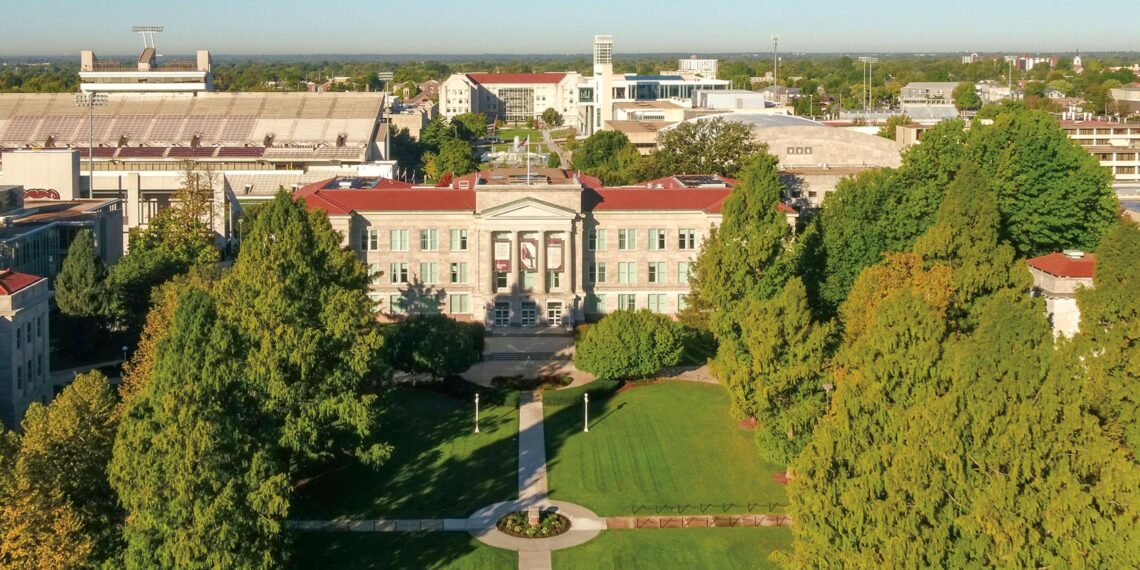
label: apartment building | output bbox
[297,169,796,327]
[1061,120,1140,185]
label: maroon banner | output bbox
[520,239,538,271]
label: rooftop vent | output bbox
[1063,250,1085,259]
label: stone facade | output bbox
[0,272,51,429]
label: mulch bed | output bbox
[738,416,758,430]
[772,471,791,485]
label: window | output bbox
[647,294,666,312]
[678,261,692,284]
[586,294,607,314]
[419,262,438,284]
[648,262,666,284]
[618,294,636,311]
[547,271,561,289]
[495,272,508,290]
[36,316,42,338]
[587,228,607,251]
[618,228,636,250]
[15,327,21,349]
[368,263,381,284]
[359,228,379,251]
[390,229,409,251]
[648,229,666,251]
[618,262,636,284]
[388,295,405,314]
[37,354,44,378]
[449,293,470,314]
[678,229,697,250]
[420,229,438,251]
[16,366,22,390]
[521,271,536,290]
[678,294,689,311]
[450,229,468,251]
[450,262,468,284]
[589,262,607,284]
[389,262,409,283]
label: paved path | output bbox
[518,391,549,505]
[540,129,571,168]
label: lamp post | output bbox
[122,345,129,363]
[474,392,481,434]
[583,392,589,433]
[74,92,108,199]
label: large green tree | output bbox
[216,192,388,467]
[967,107,1117,255]
[111,290,290,569]
[951,81,981,110]
[720,279,833,464]
[570,130,642,186]
[641,117,765,179]
[424,136,479,179]
[574,310,682,381]
[381,314,479,379]
[1073,219,1140,459]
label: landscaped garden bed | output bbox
[496,510,571,539]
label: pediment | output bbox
[479,197,578,221]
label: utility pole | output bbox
[771,35,780,86]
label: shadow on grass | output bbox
[292,383,519,520]
[289,531,514,570]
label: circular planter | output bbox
[496,510,571,539]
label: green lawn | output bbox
[544,382,788,516]
[552,527,792,570]
[293,388,518,519]
[290,532,515,569]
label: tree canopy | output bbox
[570,130,642,186]
[54,230,108,319]
[574,310,683,381]
[642,117,766,179]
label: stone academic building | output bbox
[297,168,795,327]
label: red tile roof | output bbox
[0,270,44,295]
[467,73,567,85]
[1027,252,1097,279]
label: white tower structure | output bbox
[593,35,614,133]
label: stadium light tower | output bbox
[131,25,164,50]
[74,92,108,199]
[858,56,879,110]
[771,35,780,85]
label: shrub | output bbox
[573,310,683,381]
[381,314,479,378]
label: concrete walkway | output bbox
[518,391,549,504]
[540,128,571,167]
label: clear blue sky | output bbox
[2,0,1136,56]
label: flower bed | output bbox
[496,510,571,538]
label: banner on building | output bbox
[546,238,564,272]
[494,240,511,271]
[520,239,539,272]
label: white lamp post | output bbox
[74,92,108,199]
[474,392,481,434]
[583,392,589,432]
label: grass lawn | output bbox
[544,382,788,516]
[290,532,515,570]
[293,388,518,519]
[551,527,792,570]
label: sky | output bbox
[1,0,1137,57]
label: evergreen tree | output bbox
[54,230,108,319]
[110,290,290,569]
[912,163,1019,316]
[1073,219,1140,459]
[788,286,951,567]
[726,279,834,464]
[215,192,388,468]
[12,372,120,563]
